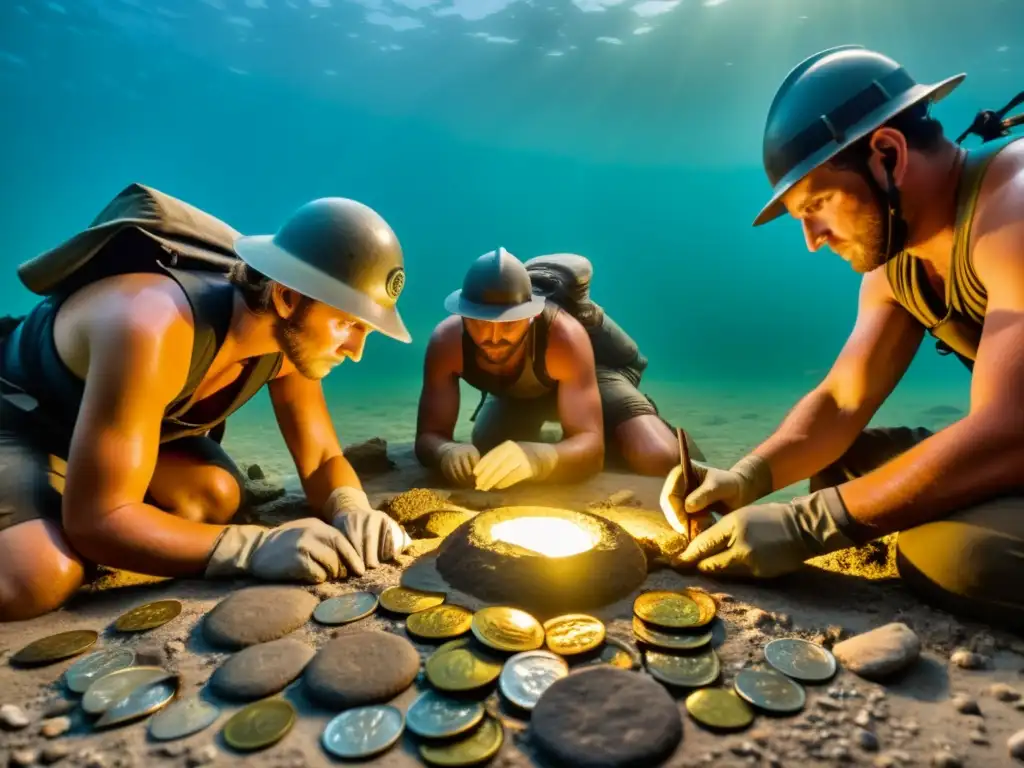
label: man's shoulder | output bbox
[544,309,592,369]
[971,140,1024,274]
[424,315,464,368]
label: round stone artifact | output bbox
[209,638,315,701]
[686,688,755,730]
[321,705,404,759]
[203,586,318,650]
[82,666,175,715]
[65,649,137,694]
[435,506,648,615]
[304,631,420,708]
[425,638,504,692]
[418,714,504,767]
[406,690,485,739]
[764,638,838,683]
[646,648,721,688]
[543,614,605,656]
[632,616,712,651]
[10,630,99,667]
[148,696,221,741]
[96,677,178,728]
[406,604,474,640]
[531,665,683,767]
[313,592,378,625]
[499,650,568,711]
[472,606,544,653]
[223,698,296,751]
[634,591,701,629]
[378,586,446,614]
[114,600,182,632]
[734,669,806,714]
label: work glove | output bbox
[473,440,559,491]
[436,441,481,487]
[325,486,412,573]
[661,453,773,533]
[204,518,361,583]
[673,487,863,578]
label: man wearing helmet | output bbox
[665,46,1024,629]
[0,184,412,620]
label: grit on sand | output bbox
[3,405,1024,767]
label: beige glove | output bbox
[436,441,481,486]
[666,454,773,519]
[326,487,412,571]
[473,440,559,491]
[204,518,360,583]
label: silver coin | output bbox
[405,690,485,739]
[313,592,379,625]
[82,666,175,715]
[64,649,137,694]
[321,705,404,759]
[148,696,221,741]
[764,638,837,683]
[499,650,569,711]
[96,678,178,728]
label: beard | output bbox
[838,199,888,274]
[274,300,335,380]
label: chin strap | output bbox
[861,151,908,263]
[956,91,1024,145]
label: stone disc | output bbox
[764,638,837,683]
[645,648,721,689]
[114,600,183,632]
[222,698,296,752]
[82,666,175,715]
[209,638,315,702]
[733,669,807,714]
[148,696,221,741]
[405,690,485,739]
[303,631,420,708]
[543,614,605,656]
[633,591,701,629]
[10,630,99,667]
[632,616,713,651]
[418,714,504,767]
[406,604,474,641]
[499,650,568,711]
[425,638,504,692]
[685,688,754,731]
[471,606,544,653]
[313,592,379,625]
[321,705,404,759]
[96,677,179,728]
[203,586,318,650]
[65,649,137,694]
[378,586,446,614]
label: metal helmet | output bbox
[233,197,410,342]
[753,45,966,227]
[443,247,546,322]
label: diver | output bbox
[663,46,1024,630]
[0,183,412,621]
[415,247,702,491]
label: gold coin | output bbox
[597,637,641,670]
[645,648,720,688]
[682,589,717,627]
[685,687,754,730]
[633,591,701,629]
[10,630,99,667]
[471,606,544,653]
[223,698,296,751]
[425,638,504,692]
[632,616,713,651]
[418,714,504,766]
[379,586,446,615]
[543,614,606,656]
[407,604,474,640]
[114,600,183,632]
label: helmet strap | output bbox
[861,151,908,262]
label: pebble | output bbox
[989,683,1021,702]
[304,631,420,708]
[969,730,989,745]
[854,709,872,728]
[730,742,760,758]
[42,700,75,719]
[931,752,963,768]
[40,744,71,765]
[246,463,264,480]
[952,694,981,715]
[817,698,844,712]
[186,745,217,767]
[165,640,186,656]
[832,623,921,680]
[40,717,71,738]
[209,638,315,702]
[156,744,187,758]
[203,585,319,649]
[857,729,880,752]
[1010,729,1024,761]
[10,750,36,768]
[950,648,989,669]
[1,704,29,730]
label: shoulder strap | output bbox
[531,302,560,390]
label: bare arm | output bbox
[752,269,924,491]
[414,319,463,467]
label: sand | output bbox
[3,438,1024,768]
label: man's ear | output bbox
[270,283,301,319]
[866,127,910,190]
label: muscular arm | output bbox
[752,269,924,491]
[414,319,463,467]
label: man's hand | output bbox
[473,440,559,491]
[437,442,481,486]
[324,487,412,573]
[673,488,859,578]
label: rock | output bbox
[244,478,285,505]
[531,666,683,768]
[605,490,635,506]
[1,704,29,730]
[39,744,70,765]
[40,716,71,738]
[1010,730,1024,761]
[854,709,872,728]
[832,623,920,680]
[950,648,988,669]
[209,638,315,702]
[379,488,453,524]
[165,640,186,656]
[969,730,989,745]
[989,683,1021,702]
[951,694,980,715]
[10,750,36,768]
[186,745,217,767]
[304,631,420,708]
[156,744,187,758]
[405,510,475,540]
[134,640,167,667]
[343,437,395,475]
[246,464,264,480]
[42,699,75,719]
[931,752,963,768]
[730,742,760,758]
[817,698,844,711]
[203,585,319,650]
[857,729,880,751]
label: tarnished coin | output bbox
[543,614,605,656]
[685,687,754,730]
[406,690,485,739]
[425,638,504,692]
[682,589,717,627]
[65,649,137,694]
[590,637,641,670]
[96,677,178,728]
[114,600,183,632]
[148,696,221,741]
[379,586,446,615]
[632,616,713,651]
[764,638,837,683]
[645,648,720,688]
[313,592,379,625]
[499,650,568,711]
[223,698,296,751]
[418,714,504,767]
[734,669,806,714]
[633,591,701,629]
[471,606,544,653]
[407,604,474,640]
[82,666,174,715]
[321,705,404,759]
[10,630,99,667]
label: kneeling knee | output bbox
[0,540,84,621]
[620,441,677,476]
[177,470,242,524]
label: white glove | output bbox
[325,487,412,573]
[473,440,559,491]
[436,441,481,486]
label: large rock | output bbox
[203,586,318,650]
[832,622,921,680]
[304,631,420,708]
[343,437,396,475]
[209,638,315,701]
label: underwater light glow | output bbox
[489,516,600,557]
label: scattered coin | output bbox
[425,638,504,692]
[499,650,569,711]
[223,698,296,752]
[406,604,474,641]
[148,696,221,741]
[543,614,605,656]
[10,630,99,667]
[645,648,720,688]
[590,637,641,670]
[96,677,179,728]
[312,591,378,625]
[632,616,713,651]
[418,714,504,767]
[681,589,717,627]
[633,591,701,629]
[82,666,175,715]
[378,586,446,615]
[733,668,806,714]
[114,600,183,632]
[321,705,404,759]
[764,638,837,683]
[471,606,544,653]
[65,649,137,694]
[685,688,755,730]
[405,690,485,739]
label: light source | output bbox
[489,516,599,558]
